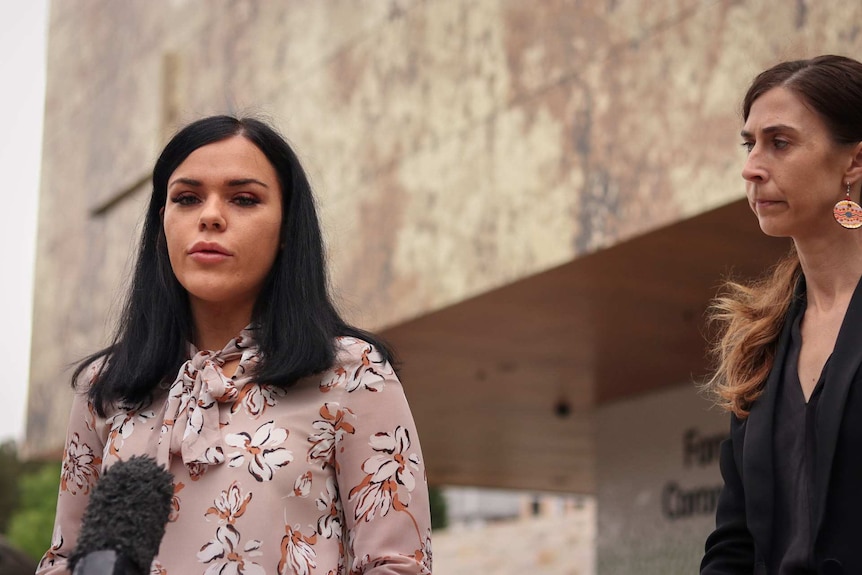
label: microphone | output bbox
[68,455,174,575]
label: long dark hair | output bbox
[75,115,393,415]
[708,55,862,417]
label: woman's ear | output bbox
[845,141,862,183]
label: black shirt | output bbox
[771,305,829,575]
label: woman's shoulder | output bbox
[73,356,108,394]
[320,336,397,394]
[333,335,388,363]
[73,355,156,418]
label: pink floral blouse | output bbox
[37,332,432,575]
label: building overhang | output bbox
[382,198,790,493]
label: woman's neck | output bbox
[189,299,254,352]
[795,230,862,311]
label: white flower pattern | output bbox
[37,335,431,575]
[225,421,293,482]
[106,408,155,457]
[231,383,285,418]
[349,426,421,522]
[320,339,392,394]
[307,403,356,472]
[205,481,253,524]
[315,476,344,539]
[198,524,265,575]
[278,524,318,575]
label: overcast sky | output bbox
[0,0,48,443]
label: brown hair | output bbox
[706,249,800,417]
[708,55,862,418]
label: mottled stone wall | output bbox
[25,0,862,455]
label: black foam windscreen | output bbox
[68,455,174,575]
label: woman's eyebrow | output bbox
[225,178,269,188]
[168,177,201,189]
[167,177,269,189]
[740,124,798,139]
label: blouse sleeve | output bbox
[333,341,433,575]
[700,414,755,574]
[36,382,107,575]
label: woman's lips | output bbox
[189,250,231,263]
[188,242,232,263]
[755,199,784,210]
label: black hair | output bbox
[74,115,393,415]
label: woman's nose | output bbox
[198,198,226,231]
[741,148,767,183]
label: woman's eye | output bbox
[171,194,199,206]
[233,195,259,207]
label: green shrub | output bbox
[7,462,61,560]
[0,441,23,534]
[429,485,448,530]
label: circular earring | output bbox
[833,181,862,229]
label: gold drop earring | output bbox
[833,181,862,229]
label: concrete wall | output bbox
[596,383,728,574]
[26,0,862,457]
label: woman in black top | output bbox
[702,55,862,575]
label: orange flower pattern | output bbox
[169,482,185,522]
[60,432,102,495]
[231,383,286,418]
[320,342,391,394]
[198,482,264,575]
[37,334,431,575]
[308,403,356,473]
[36,527,65,571]
[106,407,156,457]
[349,426,421,523]
[279,525,318,575]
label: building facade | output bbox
[26,1,862,571]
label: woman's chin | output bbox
[756,220,792,238]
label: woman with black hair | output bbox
[37,116,432,575]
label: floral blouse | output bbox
[37,332,432,575]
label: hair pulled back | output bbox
[709,55,862,417]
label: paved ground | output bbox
[432,500,595,575]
